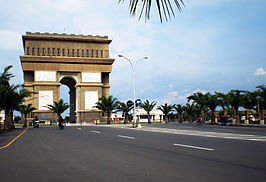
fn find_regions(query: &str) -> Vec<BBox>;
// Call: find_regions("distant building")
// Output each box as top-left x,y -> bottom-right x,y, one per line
111,113 -> 124,122
136,108 -> 164,123
0,110 -> 4,123
111,109 -> 164,123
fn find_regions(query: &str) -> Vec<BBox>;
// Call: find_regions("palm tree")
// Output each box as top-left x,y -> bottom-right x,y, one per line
118,0 -> 185,23
255,85 -> 266,121
0,85 -> 31,130
217,90 -> 246,126
116,101 -> 133,124
183,103 -> 197,122
19,103 -> 36,127
46,99 -> 70,120
94,96 -> 119,124
205,93 -> 222,124
0,65 -> 14,129
187,92 -> 208,124
241,91 -> 257,111
0,84 -> 18,129
157,103 -> 174,123
0,65 -> 14,85
0,66 -> 33,130
140,100 -> 156,124
174,104 -> 185,123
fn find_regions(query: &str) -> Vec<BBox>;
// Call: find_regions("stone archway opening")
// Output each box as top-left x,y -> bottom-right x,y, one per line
60,77 -> 76,123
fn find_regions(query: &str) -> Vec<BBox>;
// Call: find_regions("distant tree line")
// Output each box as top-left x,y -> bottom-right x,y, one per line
95,88 -> 266,126
1,65 -> 265,130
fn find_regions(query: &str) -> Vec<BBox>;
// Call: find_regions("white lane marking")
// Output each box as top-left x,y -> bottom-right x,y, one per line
173,143 -> 214,151
77,128 -> 82,130
137,127 -> 266,142
179,126 -> 193,128
117,135 -> 135,139
248,138 -> 266,141
91,131 -> 101,134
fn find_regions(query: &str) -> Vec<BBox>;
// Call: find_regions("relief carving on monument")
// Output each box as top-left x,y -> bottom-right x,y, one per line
82,72 -> 101,83
39,90 -> 53,110
85,91 -> 98,109
35,71 -> 56,82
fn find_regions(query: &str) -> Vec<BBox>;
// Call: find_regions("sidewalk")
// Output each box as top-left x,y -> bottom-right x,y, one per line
0,128 -> 25,148
66,121 -> 266,129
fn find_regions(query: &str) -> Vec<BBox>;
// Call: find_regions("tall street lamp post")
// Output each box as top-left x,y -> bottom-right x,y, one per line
118,55 -> 148,128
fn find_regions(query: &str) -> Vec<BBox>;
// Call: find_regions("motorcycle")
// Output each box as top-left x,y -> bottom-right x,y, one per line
196,116 -> 202,125
33,120 -> 39,128
59,121 -> 64,130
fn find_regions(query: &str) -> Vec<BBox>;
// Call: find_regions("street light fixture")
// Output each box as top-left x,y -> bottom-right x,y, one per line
118,54 -> 148,128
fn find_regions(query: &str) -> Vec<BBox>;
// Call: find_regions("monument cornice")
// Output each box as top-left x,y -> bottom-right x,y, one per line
103,85 -> 111,88
32,110 -> 54,113
20,56 -> 115,65
32,82 -> 61,86
76,110 -> 102,113
76,83 -> 104,87
23,83 -> 33,87
22,32 -> 112,45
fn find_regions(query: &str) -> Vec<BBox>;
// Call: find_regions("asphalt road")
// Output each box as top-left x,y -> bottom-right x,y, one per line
1,125 -> 266,182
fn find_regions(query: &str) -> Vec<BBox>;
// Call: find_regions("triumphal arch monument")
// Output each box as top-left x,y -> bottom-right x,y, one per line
20,32 -> 115,123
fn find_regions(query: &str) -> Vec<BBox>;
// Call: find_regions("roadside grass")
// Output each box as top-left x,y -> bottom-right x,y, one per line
96,122 -> 134,125
14,123 -> 57,127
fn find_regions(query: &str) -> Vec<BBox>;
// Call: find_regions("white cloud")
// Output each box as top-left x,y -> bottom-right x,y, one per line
153,88 -> 208,105
254,68 -> 266,76
0,30 -> 22,51
190,88 -> 208,95
72,4 -> 157,68
169,84 -> 173,88
188,0 -> 244,7
21,0 -> 89,15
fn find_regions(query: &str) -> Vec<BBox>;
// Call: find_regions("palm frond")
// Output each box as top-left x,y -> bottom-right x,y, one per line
119,0 -> 185,23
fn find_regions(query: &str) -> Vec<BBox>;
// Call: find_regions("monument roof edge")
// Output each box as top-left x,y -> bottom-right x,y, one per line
22,32 -> 112,43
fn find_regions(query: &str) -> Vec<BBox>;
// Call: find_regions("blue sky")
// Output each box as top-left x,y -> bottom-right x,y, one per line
0,0 -> 265,110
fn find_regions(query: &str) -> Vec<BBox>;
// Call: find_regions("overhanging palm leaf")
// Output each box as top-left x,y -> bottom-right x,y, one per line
119,0 -> 185,22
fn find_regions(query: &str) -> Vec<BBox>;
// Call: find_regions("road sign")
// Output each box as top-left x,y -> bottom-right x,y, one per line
135,99 -> 141,106
41,114 -> 45,118
127,100 -> 134,107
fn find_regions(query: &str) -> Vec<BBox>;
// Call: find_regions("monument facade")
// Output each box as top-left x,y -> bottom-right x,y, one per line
20,32 -> 115,123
